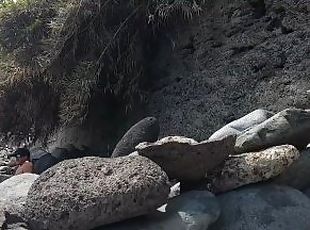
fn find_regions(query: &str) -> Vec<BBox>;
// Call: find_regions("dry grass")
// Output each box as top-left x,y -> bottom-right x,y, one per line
0,0 -> 205,141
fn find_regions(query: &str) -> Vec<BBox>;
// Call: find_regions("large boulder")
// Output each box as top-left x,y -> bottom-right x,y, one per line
136,135 -> 236,182
235,108 -> 310,153
209,184 -> 310,230
208,145 -> 299,193
164,190 -> 220,230
0,174 -> 39,229
100,190 -> 220,230
303,187 -> 310,198
272,148 -> 310,190
111,117 -> 160,158
24,156 -> 170,230
0,173 -> 39,214
209,109 -> 274,141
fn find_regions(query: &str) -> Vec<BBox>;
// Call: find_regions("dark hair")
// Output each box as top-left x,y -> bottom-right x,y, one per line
13,148 -> 30,158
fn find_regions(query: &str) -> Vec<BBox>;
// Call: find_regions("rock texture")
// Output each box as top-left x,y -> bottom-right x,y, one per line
272,148 -> 310,190
0,173 -> 39,214
235,108 -> 310,153
209,184 -> 310,230
208,145 -> 299,193
209,109 -> 274,141
136,135 -> 236,182
146,0 -> 310,141
165,190 -> 220,230
111,117 -> 160,158
303,187 -> 310,198
24,156 -> 170,230
100,190 -> 220,230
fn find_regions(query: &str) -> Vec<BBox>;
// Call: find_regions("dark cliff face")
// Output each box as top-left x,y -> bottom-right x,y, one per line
45,0 -> 310,152
145,0 -> 310,141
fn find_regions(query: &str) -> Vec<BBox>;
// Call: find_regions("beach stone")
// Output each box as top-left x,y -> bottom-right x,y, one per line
24,156 -> 170,230
209,184 -> 310,230
136,135 -> 236,182
169,182 -> 180,199
208,145 -> 299,193
0,173 -> 39,214
235,108 -> 310,153
99,190 -> 220,230
111,117 -> 160,158
272,148 -> 310,190
209,109 -> 274,141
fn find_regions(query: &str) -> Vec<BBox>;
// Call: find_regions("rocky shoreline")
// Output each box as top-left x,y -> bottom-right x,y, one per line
2,108 -> 310,230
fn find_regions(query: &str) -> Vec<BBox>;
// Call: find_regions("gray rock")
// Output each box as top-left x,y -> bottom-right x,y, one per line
165,190 -> 220,230
136,135 -> 236,182
111,117 -> 160,158
24,156 -> 170,230
0,173 -> 39,229
209,109 -> 274,141
235,108 -> 310,153
302,187 -> 310,198
0,173 -> 39,214
169,182 -> 180,199
272,148 -> 310,190
208,145 -> 299,193
99,190 -> 220,230
209,184 -> 310,230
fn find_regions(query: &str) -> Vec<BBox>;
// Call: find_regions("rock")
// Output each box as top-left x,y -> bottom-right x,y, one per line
208,145 -> 299,193
111,117 -> 160,158
146,0 -> 310,143
0,174 -> 39,218
24,156 -> 170,230
165,190 -> 220,230
303,187 -> 310,198
209,109 -> 274,141
136,135 -> 236,182
30,147 -> 59,174
235,108 -> 310,153
169,182 -> 180,199
99,190 -> 220,230
272,148 -> 310,190
209,184 -> 310,230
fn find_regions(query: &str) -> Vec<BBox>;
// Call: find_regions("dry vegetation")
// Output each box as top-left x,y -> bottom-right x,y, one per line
0,0 -> 204,142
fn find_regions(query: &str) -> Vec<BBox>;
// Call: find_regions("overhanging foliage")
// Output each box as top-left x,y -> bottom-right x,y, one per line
0,0 -> 205,140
